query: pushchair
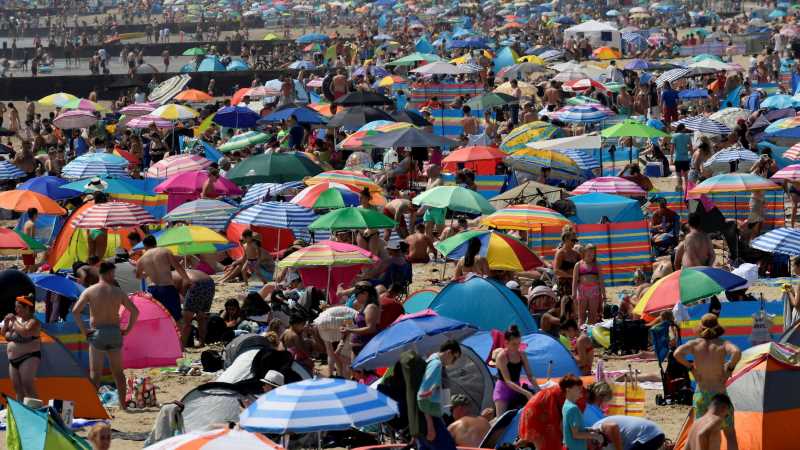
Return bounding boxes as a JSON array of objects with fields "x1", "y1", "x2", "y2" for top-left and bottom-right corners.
[{"x1": 651, "y1": 320, "x2": 693, "y2": 406}]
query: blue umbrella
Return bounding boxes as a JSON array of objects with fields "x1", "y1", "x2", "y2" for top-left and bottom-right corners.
[
  {"x1": 240, "y1": 378, "x2": 398, "y2": 433},
  {"x1": 240, "y1": 181, "x2": 305, "y2": 207},
  {"x1": 769, "y1": 9, "x2": 787, "y2": 18},
  {"x1": 557, "y1": 105, "x2": 610, "y2": 124},
  {"x1": 556, "y1": 16, "x2": 575, "y2": 25},
  {"x1": 61, "y1": 153, "x2": 130, "y2": 180},
  {"x1": 179, "y1": 63, "x2": 196, "y2": 73},
  {"x1": 752, "y1": 227, "x2": 800, "y2": 256},
  {"x1": 61, "y1": 176, "x2": 158, "y2": 196},
  {"x1": 559, "y1": 149, "x2": 599, "y2": 170},
  {"x1": 260, "y1": 106, "x2": 329, "y2": 125},
  {"x1": 232, "y1": 201, "x2": 320, "y2": 242},
  {"x1": 213, "y1": 106, "x2": 261, "y2": 129},
  {"x1": 674, "y1": 115, "x2": 731, "y2": 135},
  {"x1": 678, "y1": 88, "x2": 709, "y2": 99},
  {"x1": 702, "y1": 144, "x2": 759, "y2": 172},
  {"x1": 288, "y1": 60, "x2": 315, "y2": 70},
  {"x1": 624, "y1": 59, "x2": 650, "y2": 70},
  {"x1": 17, "y1": 176, "x2": 82, "y2": 200},
  {"x1": 226, "y1": 60, "x2": 250, "y2": 71},
  {"x1": 296, "y1": 33, "x2": 329, "y2": 44},
  {"x1": 197, "y1": 57, "x2": 226, "y2": 72},
  {"x1": 28, "y1": 273, "x2": 85, "y2": 298},
  {"x1": 0, "y1": 160, "x2": 26, "y2": 181},
  {"x1": 761, "y1": 94, "x2": 797, "y2": 109},
  {"x1": 352, "y1": 311, "x2": 477, "y2": 370},
  {"x1": 462, "y1": 331, "x2": 581, "y2": 378}
]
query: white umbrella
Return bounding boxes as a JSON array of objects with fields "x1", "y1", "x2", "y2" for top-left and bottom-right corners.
[
  {"x1": 53, "y1": 110, "x2": 97, "y2": 129},
  {"x1": 411, "y1": 61, "x2": 469, "y2": 75}
]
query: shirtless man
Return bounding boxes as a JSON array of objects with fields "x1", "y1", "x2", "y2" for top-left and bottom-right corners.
[
  {"x1": 22, "y1": 208, "x2": 38, "y2": 272},
  {"x1": 562, "y1": 319, "x2": 593, "y2": 375},
  {"x1": 461, "y1": 105, "x2": 480, "y2": 136},
  {"x1": 439, "y1": 217, "x2": 468, "y2": 241},
  {"x1": 136, "y1": 235, "x2": 189, "y2": 323},
  {"x1": 544, "y1": 81, "x2": 562, "y2": 108},
  {"x1": 674, "y1": 212, "x2": 715, "y2": 270},
  {"x1": 675, "y1": 313, "x2": 740, "y2": 449},
  {"x1": 172, "y1": 269, "x2": 215, "y2": 347},
  {"x1": 201, "y1": 168, "x2": 219, "y2": 199},
  {"x1": 331, "y1": 69, "x2": 348, "y2": 100},
  {"x1": 447, "y1": 394, "x2": 491, "y2": 447},
  {"x1": 382, "y1": 197, "x2": 417, "y2": 240},
  {"x1": 72, "y1": 262, "x2": 139, "y2": 410},
  {"x1": 281, "y1": 314, "x2": 315, "y2": 373},
  {"x1": 405, "y1": 223, "x2": 436, "y2": 263},
  {"x1": 686, "y1": 394, "x2": 736, "y2": 450}
]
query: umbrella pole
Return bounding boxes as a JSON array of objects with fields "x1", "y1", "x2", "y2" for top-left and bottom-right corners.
[
  {"x1": 326, "y1": 266, "x2": 332, "y2": 303},
  {"x1": 317, "y1": 431, "x2": 322, "y2": 450},
  {"x1": 277, "y1": 228, "x2": 281, "y2": 253}
]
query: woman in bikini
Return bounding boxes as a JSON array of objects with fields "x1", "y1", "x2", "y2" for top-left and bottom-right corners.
[
  {"x1": 572, "y1": 243, "x2": 606, "y2": 325},
  {"x1": 1, "y1": 295, "x2": 41, "y2": 401},
  {"x1": 553, "y1": 225, "x2": 580, "y2": 300},
  {"x1": 492, "y1": 325, "x2": 535, "y2": 416}
]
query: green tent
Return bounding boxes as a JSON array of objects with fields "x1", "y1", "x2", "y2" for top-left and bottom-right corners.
[{"x1": 6, "y1": 397, "x2": 92, "y2": 450}]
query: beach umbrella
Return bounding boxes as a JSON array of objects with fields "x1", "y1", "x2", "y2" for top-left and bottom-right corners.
[
  {"x1": 61, "y1": 98, "x2": 107, "y2": 113},
  {"x1": 296, "y1": 32, "x2": 329, "y2": 44},
  {"x1": 709, "y1": 108, "x2": 750, "y2": 129},
  {"x1": 412, "y1": 185, "x2": 496, "y2": 215},
  {"x1": 375, "y1": 75, "x2": 408, "y2": 88},
  {"x1": 505, "y1": 149, "x2": 581, "y2": 179},
  {"x1": 277, "y1": 240, "x2": 376, "y2": 268},
  {"x1": 351, "y1": 311, "x2": 477, "y2": 370},
  {"x1": 305, "y1": 170, "x2": 381, "y2": 191},
  {"x1": 337, "y1": 122, "x2": 413, "y2": 150},
  {"x1": 411, "y1": 61, "x2": 468, "y2": 75},
  {"x1": 61, "y1": 176, "x2": 155, "y2": 196},
  {"x1": 572, "y1": 176, "x2": 647, "y2": 197},
  {"x1": 655, "y1": 68, "x2": 691, "y2": 87},
  {"x1": 499, "y1": 121, "x2": 562, "y2": 153},
  {"x1": 197, "y1": 57, "x2": 226, "y2": 72},
  {"x1": 391, "y1": 110, "x2": 431, "y2": 127},
  {"x1": 442, "y1": 146, "x2": 506, "y2": 165},
  {"x1": 465, "y1": 92, "x2": 518, "y2": 110},
  {"x1": 761, "y1": 94, "x2": 797, "y2": 109},
  {"x1": 601, "y1": 119, "x2": 669, "y2": 139},
  {"x1": 155, "y1": 170, "x2": 242, "y2": 195},
  {"x1": 327, "y1": 106, "x2": 394, "y2": 131},
  {"x1": 633, "y1": 267, "x2": 747, "y2": 315},
  {"x1": 174, "y1": 89, "x2": 213, "y2": 103},
  {"x1": 124, "y1": 115, "x2": 175, "y2": 129},
  {"x1": 151, "y1": 104, "x2": 199, "y2": 121},
  {"x1": 227, "y1": 60, "x2": 250, "y2": 71},
  {"x1": 0, "y1": 190, "x2": 67, "y2": 215},
  {"x1": 143, "y1": 428, "x2": 284, "y2": 450},
  {"x1": 563, "y1": 78, "x2": 609, "y2": 92},
  {"x1": 119, "y1": 103, "x2": 156, "y2": 117},
  {"x1": 674, "y1": 115, "x2": 731, "y2": 134},
  {"x1": 361, "y1": 127, "x2": 458, "y2": 148},
  {"x1": 559, "y1": 149, "x2": 600, "y2": 170},
  {"x1": 782, "y1": 143, "x2": 800, "y2": 161},
  {"x1": 678, "y1": 89, "x2": 709, "y2": 100},
  {"x1": 435, "y1": 229, "x2": 543, "y2": 271},
  {"x1": 0, "y1": 160, "x2": 25, "y2": 181},
  {"x1": 481, "y1": 204, "x2": 571, "y2": 231},
  {"x1": 702, "y1": 145, "x2": 759, "y2": 173},
  {"x1": 146, "y1": 154, "x2": 212, "y2": 178},
  {"x1": 0, "y1": 228, "x2": 46, "y2": 255},
  {"x1": 554, "y1": 105, "x2": 610, "y2": 123},
  {"x1": 136, "y1": 63, "x2": 160, "y2": 75},
  {"x1": 233, "y1": 202, "x2": 319, "y2": 238},
  {"x1": 157, "y1": 225, "x2": 228, "y2": 248},
  {"x1": 163, "y1": 199, "x2": 236, "y2": 230},
  {"x1": 624, "y1": 59, "x2": 650, "y2": 70},
  {"x1": 240, "y1": 181, "x2": 304, "y2": 207},
  {"x1": 148, "y1": 74, "x2": 192, "y2": 104},
  {"x1": 260, "y1": 106, "x2": 328, "y2": 125},
  {"x1": 28, "y1": 273, "x2": 84, "y2": 298},
  {"x1": 213, "y1": 106, "x2": 261, "y2": 129},
  {"x1": 333, "y1": 91, "x2": 394, "y2": 107},
  {"x1": 494, "y1": 80, "x2": 537, "y2": 97},
  {"x1": 772, "y1": 164, "x2": 800, "y2": 181},
  {"x1": 72, "y1": 201, "x2": 158, "y2": 228},
  {"x1": 52, "y1": 110, "x2": 97, "y2": 130},
  {"x1": 239, "y1": 378, "x2": 398, "y2": 434},
  {"x1": 17, "y1": 176, "x2": 80, "y2": 200},
  {"x1": 226, "y1": 152, "x2": 323, "y2": 185},
  {"x1": 37, "y1": 92, "x2": 78, "y2": 107},
  {"x1": 182, "y1": 47, "x2": 206, "y2": 56},
  {"x1": 688, "y1": 173, "x2": 781, "y2": 194},
  {"x1": 308, "y1": 207, "x2": 396, "y2": 231},
  {"x1": 751, "y1": 227, "x2": 800, "y2": 256},
  {"x1": 552, "y1": 69, "x2": 591, "y2": 82},
  {"x1": 386, "y1": 52, "x2": 443, "y2": 66},
  {"x1": 290, "y1": 183, "x2": 361, "y2": 209},
  {"x1": 218, "y1": 131, "x2": 271, "y2": 153},
  {"x1": 765, "y1": 116, "x2": 800, "y2": 137}
]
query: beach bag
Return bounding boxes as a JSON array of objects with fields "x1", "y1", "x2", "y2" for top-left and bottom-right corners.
[
  {"x1": 608, "y1": 367, "x2": 645, "y2": 417},
  {"x1": 125, "y1": 376, "x2": 157, "y2": 409}
]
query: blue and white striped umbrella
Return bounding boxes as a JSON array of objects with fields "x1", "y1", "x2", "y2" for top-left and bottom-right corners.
[
  {"x1": 241, "y1": 181, "x2": 305, "y2": 207},
  {"x1": 558, "y1": 149, "x2": 599, "y2": 169},
  {"x1": 751, "y1": 227, "x2": 800, "y2": 256},
  {"x1": 0, "y1": 160, "x2": 26, "y2": 180},
  {"x1": 232, "y1": 201, "x2": 321, "y2": 241},
  {"x1": 556, "y1": 105, "x2": 609, "y2": 123},
  {"x1": 702, "y1": 144, "x2": 759, "y2": 173},
  {"x1": 163, "y1": 199, "x2": 238, "y2": 231},
  {"x1": 655, "y1": 68, "x2": 691, "y2": 87},
  {"x1": 539, "y1": 49, "x2": 563, "y2": 61},
  {"x1": 674, "y1": 115, "x2": 731, "y2": 134},
  {"x1": 456, "y1": 62, "x2": 483, "y2": 73},
  {"x1": 239, "y1": 378, "x2": 398, "y2": 434},
  {"x1": 61, "y1": 153, "x2": 130, "y2": 180}
]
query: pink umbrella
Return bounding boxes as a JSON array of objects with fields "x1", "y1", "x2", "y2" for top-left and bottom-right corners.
[
  {"x1": 563, "y1": 78, "x2": 608, "y2": 92},
  {"x1": 120, "y1": 102, "x2": 157, "y2": 117},
  {"x1": 306, "y1": 78, "x2": 324, "y2": 88},
  {"x1": 772, "y1": 164, "x2": 800, "y2": 181},
  {"x1": 120, "y1": 293, "x2": 181, "y2": 369},
  {"x1": 72, "y1": 201, "x2": 158, "y2": 228},
  {"x1": 53, "y1": 110, "x2": 97, "y2": 129},
  {"x1": 785, "y1": 142, "x2": 800, "y2": 160},
  {"x1": 146, "y1": 154, "x2": 212, "y2": 178},
  {"x1": 154, "y1": 170, "x2": 244, "y2": 195},
  {"x1": 125, "y1": 114, "x2": 175, "y2": 129},
  {"x1": 572, "y1": 176, "x2": 647, "y2": 197}
]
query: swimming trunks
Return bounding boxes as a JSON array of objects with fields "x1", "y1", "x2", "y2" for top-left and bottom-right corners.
[
  {"x1": 87, "y1": 325, "x2": 123, "y2": 352},
  {"x1": 423, "y1": 207, "x2": 445, "y2": 226},
  {"x1": 9, "y1": 350, "x2": 41, "y2": 369},
  {"x1": 147, "y1": 285, "x2": 182, "y2": 322},
  {"x1": 694, "y1": 389, "x2": 734, "y2": 429},
  {"x1": 183, "y1": 278, "x2": 215, "y2": 314}
]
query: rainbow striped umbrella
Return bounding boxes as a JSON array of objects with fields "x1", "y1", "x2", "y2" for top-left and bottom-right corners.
[
  {"x1": 305, "y1": 170, "x2": 382, "y2": 192},
  {"x1": 72, "y1": 201, "x2": 158, "y2": 228},
  {"x1": 633, "y1": 267, "x2": 747, "y2": 315},
  {"x1": 151, "y1": 103, "x2": 200, "y2": 120},
  {"x1": 772, "y1": 164, "x2": 800, "y2": 181},
  {"x1": 146, "y1": 154, "x2": 212, "y2": 178},
  {"x1": 765, "y1": 116, "x2": 800, "y2": 136},
  {"x1": 61, "y1": 98, "x2": 108, "y2": 112},
  {"x1": 500, "y1": 121, "x2": 562, "y2": 153},
  {"x1": 157, "y1": 225, "x2": 228, "y2": 247},
  {"x1": 290, "y1": 182, "x2": 361, "y2": 209},
  {"x1": 435, "y1": 230, "x2": 543, "y2": 272},
  {"x1": 337, "y1": 122, "x2": 413, "y2": 150},
  {"x1": 38, "y1": 92, "x2": 78, "y2": 107},
  {"x1": 0, "y1": 228, "x2": 46, "y2": 255},
  {"x1": 482, "y1": 204, "x2": 571, "y2": 231},
  {"x1": 277, "y1": 240, "x2": 376, "y2": 268},
  {"x1": 572, "y1": 176, "x2": 647, "y2": 197},
  {"x1": 688, "y1": 173, "x2": 781, "y2": 194}
]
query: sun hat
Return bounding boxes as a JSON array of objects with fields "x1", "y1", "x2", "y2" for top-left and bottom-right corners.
[
  {"x1": 698, "y1": 313, "x2": 725, "y2": 339},
  {"x1": 260, "y1": 370, "x2": 285, "y2": 388}
]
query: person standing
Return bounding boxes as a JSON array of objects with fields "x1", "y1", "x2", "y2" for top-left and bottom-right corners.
[
  {"x1": 2, "y1": 295, "x2": 41, "y2": 401},
  {"x1": 686, "y1": 394, "x2": 735, "y2": 450},
  {"x1": 493, "y1": 325, "x2": 535, "y2": 415},
  {"x1": 173, "y1": 269, "x2": 215, "y2": 348},
  {"x1": 561, "y1": 375, "x2": 599, "y2": 450},
  {"x1": 671, "y1": 123, "x2": 692, "y2": 191},
  {"x1": 572, "y1": 243, "x2": 605, "y2": 325},
  {"x1": 417, "y1": 340, "x2": 461, "y2": 450},
  {"x1": 21, "y1": 207, "x2": 38, "y2": 272},
  {"x1": 72, "y1": 262, "x2": 139, "y2": 410},
  {"x1": 136, "y1": 235, "x2": 189, "y2": 322}
]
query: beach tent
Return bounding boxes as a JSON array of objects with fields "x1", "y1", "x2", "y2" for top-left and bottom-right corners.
[
  {"x1": 462, "y1": 331, "x2": 580, "y2": 380},
  {"x1": 121, "y1": 293, "x2": 182, "y2": 369},
  {"x1": 180, "y1": 382, "x2": 260, "y2": 433},
  {"x1": 223, "y1": 334, "x2": 272, "y2": 368},
  {"x1": 444, "y1": 344, "x2": 496, "y2": 415},
  {"x1": 680, "y1": 301, "x2": 784, "y2": 351},
  {"x1": 480, "y1": 409, "x2": 521, "y2": 449},
  {"x1": 569, "y1": 192, "x2": 643, "y2": 224},
  {"x1": 5, "y1": 397, "x2": 92, "y2": 450},
  {"x1": 402, "y1": 289, "x2": 440, "y2": 314},
  {"x1": 0, "y1": 332, "x2": 109, "y2": 419},
  {"x1": 404, "y1": 276, "x2": 538, "y2": 334},
  {"x1": 564, "y1": 21, "x2": 621, "y2": 51}
]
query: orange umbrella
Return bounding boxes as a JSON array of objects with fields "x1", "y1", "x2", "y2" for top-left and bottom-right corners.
[
  {"x1": 0, "y1": 190, "x2": 67, "y2": 215},
  {"x1": 174, "y1": 89, "x2": 213, "y2": 102},
  {"x1": 442, "y1": 146, "x2": 506, "y2": 164}
]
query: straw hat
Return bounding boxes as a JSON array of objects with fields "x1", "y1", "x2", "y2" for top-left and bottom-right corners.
[{"x1": 698, "y1": 313, "x2": 725, "y2": 340}]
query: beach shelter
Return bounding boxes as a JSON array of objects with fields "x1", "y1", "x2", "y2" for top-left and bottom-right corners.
[
  {"x1": 679, "y1": 301, "x2": 784, "y2": 351},
  {"x1": 121, "y1": 293, "x2": 181, "y2": 369},
  {"x1": 564, "y1": 20, "x2": 621, "y2": 50},
  {"x1": 5, "y1": 397, "x2": 92, "y2": 450},
  {"x1": 569, "y1": 192, "x2": 643, "y2": 224},
  {"x1": 0, "y1": 331, "x2": 109, "y2": 419},
  {"x1": 463, "y1": 331, "x2": 580, "y2": 380},
  {"x1": 405, "y1": 276, "x2": 538, "y2": 334}
]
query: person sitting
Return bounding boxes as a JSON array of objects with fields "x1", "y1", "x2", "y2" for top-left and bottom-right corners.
[
  {"x1": 454, "y1": 237, "x2": 490, "y2": 279},
  {"x1": 447, "y1": 393, "x2": 491, "y2": 447},
  {"x1": 405, "y1": 223, "x2": 437, "y2": 264},
  {"x1": 378, "y1": 283, "x2": 405, "y2": 330},
  {"x1": 650, "y1": 198, "x2": 680, "y2": 254},
  {"x1": 87, "y1": 423, "x2": 112, "y2": 450},
  {"x1": 281, "y1": 314, "x2": 316, "y2": 373},
  {"x1": 561, "y1": 319, "x2": 593, "y2": 376},
  {"x1": 221, "y1": 299, "x2": 242, "y2": 330}
]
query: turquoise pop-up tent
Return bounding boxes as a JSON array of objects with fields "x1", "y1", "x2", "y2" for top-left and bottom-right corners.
[
  {"x1": 5, "y1": 397, "x2": 92, "y2": 450},
  {"x1": 569, "y1": 192, "x2": 644, "y2": 224}
]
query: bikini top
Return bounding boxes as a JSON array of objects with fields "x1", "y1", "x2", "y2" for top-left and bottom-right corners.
[
  {"x1": 579, "y1": 262, "x2": 599, "y2": 276},
  {"x1": 7, "y1": 331, "x2": 39, "y2": 344}
]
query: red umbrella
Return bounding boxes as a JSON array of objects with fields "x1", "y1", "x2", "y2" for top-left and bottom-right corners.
[
  {"x1": 154, "y1": 170, "x2": 243, "y2": 196},
  {"x1": 442, "y1": 146, "x2": 506, "y2": 163},
  {"x1": 0, "y1": 228, "x2": 40, "y2": 254},
  {"x1": 563, "y1": 78, "x2": 608, "y2": 92},
  {"x1": 72, "y1": 201, "x2": 158, "y2": 229}
]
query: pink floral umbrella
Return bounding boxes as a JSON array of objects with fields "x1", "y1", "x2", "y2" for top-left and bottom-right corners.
[
  {"x1": 571, "y1": 176, "x2": 647, "y2": 197},
  {"x1": 146, "y1": 154, "x2": 212, "y2": 178}
]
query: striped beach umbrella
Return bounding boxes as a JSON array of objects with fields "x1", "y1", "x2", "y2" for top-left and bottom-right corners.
[
  {"x1": 148, "y1": 74, "x2": 192, "y2": 104},
  {"x1": 482, "y1": 204, "x2": 571, "y2": 231},
  {"x1": 412, "y1": 185, "x2": 496, "y2": 215},
  {"x1": 655, "y1": 67, "x2": 691, "y2": 86},
  {"x1": 61, "y1": 153, "x2": 129, "y2": 180},
  {"x1": 0, "y1": 160, "x2": 25, "y2": 181},
  {"x1": 124, "y1": 114, "x2": 175, "y2": 129},
  {"x1": 233, "y1": 202, "x2": 318, "y2": 241},
  {"x1": 239, "y1": 378, "x2": 398, "y2": 434},
  {"x1": 290, "y1": 182, "x2": 361, "y2": 209},
  {"x1": 436, "y1": 229, "x2": 543, "y2": 271},
  {"x1": 240, "y1": 181, "x2": 305, "y2": 207},
  {"x1": 709, "y1": 108, "x2": 750, "y2": 129},
  {"x1": 53, "y1": 110, "x2": 97, "y2": 129},
  {"x1": 157, "y1": 225, "x2": 228, "y2": 247},
  {"x1": 120, "y1": 103, "x2": 157, "y2": 117},
  {"x1": 146, "y1": 154, "x2": 212, "y2": 178},
  {"x1": 143, "y1": 428, "x2": 284, "y2": 450},
  {"x1": 572, "y1": 176, "x2": 647, "y2": 197},
  {"x1": 559, "y1": 149, "x2": 599, "y2": 169},
  {"x1": 37, "y1": 92, "x2": 78, "y2": 107},
  {"x1": 702, "y1": 145, "x2": 759, "y2": 173},
  {"x1": 689, "y1": 173, "x2": 781, "y2": 194},
  {"x1": 308, "y1": 207, "x2": 396, "y2": 232},
  {"x1": 562, "y1": 78, "x2": 608, "y2": 92},
  {"x1": 751, "y1": 227, "x2": 800, "y2": 256},
  {"x1": 163, "y1": 199, "x2": 237, "y2": 230},
  {"x1": 784, "y1": 143, "x2": 800, "y2": 160},
  {"x1": 554, "y1": 105, "x2": 610, "y2": 123},
  {"x1": 772, "y1": 163, "x2": 800, "y2": 181},
  {"x1": 674, "y1": 115, "x2": 731, "y2": 134},
  {"x1": 633, "y1": 267, "x2": 747, "y2": 315},
  {"x1": 151, "y1": 104, "x2": 200, "y2": 121},
  {"x1": 305, "y1": 170, "x2": 381, "y2": 192},
  {"x1": 72, "y1": 201, "x2": 158, "y2": 228},
  {"x1": 276, "y1": 241, "x2": 376, "y2": 268},
  {"x1": 337, "y1": 122, "x2": 413, "y2": 150},
  {"x1": 219, "y1": 131, "x2": 271, "y2": 153},
  {"x1": 765, "y1": 116, "x2": 800, "y2": 136},
  {"x1": 0, "y1": 190, "x2": 67, "y2": 215},
  {"x1": 506, "y1": 148, "x2": 581, "y2": 179},
  {"x1": 500, "y1": 121, "x2": 562, "y2": 153}
]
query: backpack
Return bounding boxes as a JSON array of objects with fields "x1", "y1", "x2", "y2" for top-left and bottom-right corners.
[
  {"x1": 200, "y1": 350, "x2": 224, "y2": 373},
  {"x1": 205, "y1": 315, "x2": 234, "y2": 344}
]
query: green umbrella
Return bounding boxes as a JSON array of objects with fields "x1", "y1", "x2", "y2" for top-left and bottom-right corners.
[
  {"x1": 602, "y1": 82, "x2": 626, "y2": 94},
  {"x1": 465, "y1": 92, "x2": 518, "y2": 110},
  {"x1": 308, "y1": 207, "x2": 397, "y2": 231},
  {"x1": 182, "y1": 47, "x2": 207, "y2": 56},
  {"x1": 386, "y1": 52, "x2": 444, "y2": 67},
  {"x1": 566, "y1": 95, "x2": 598, "y2": 106},
  {"x1": 600, "y1": 119, "x2": 668, "y2": 139},
  {"x1": 218, "y1": 131, "x2": 271, "y2": 153},
  {"x1": 15, "y1": 231, "x2": 46, "y2": 252},
  {"x1": 226, "y1": 152, "x2": 323, "y2": 186},
  {"x1": 411, "y1": 186, "x2": 496, "y2": 215},
  {"x1": 157, "y1": 225, "x2": 228, "y2": 247},
  {"x1": 313, "y1": 188, "x2": 354, "y2": 209}
]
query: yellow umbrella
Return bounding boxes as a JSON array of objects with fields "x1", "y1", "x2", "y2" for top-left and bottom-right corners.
[
  {"x1": 151, "y1": 104, "x2": 200, "y2": 121},
  {"x1": 263, "y1": 33, "x2": 279, "y2": 41},
  {"x1": 494, "y1": 80, "x2": 536, "y2": 97},
  {"x1": 38, "y1": 92, "x2": 78, "y2": 107},
  {"x1": 518, "y1": 55, "x2": 545, "y2": 64}
]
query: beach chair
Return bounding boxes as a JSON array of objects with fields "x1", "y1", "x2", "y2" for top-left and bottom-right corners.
[{"x1": 651, "y1": 321, "x2": 692, "y2": 406}]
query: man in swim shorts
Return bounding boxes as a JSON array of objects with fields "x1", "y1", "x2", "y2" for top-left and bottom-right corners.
[
  {"x1": 73, "y1": 262, "x2": 139, "y2": 410},
  {"x1": 137, "y1": 235, "x2": 190, "y2": 322},
  {"x1": 174, "y1": 269, "x2": 215, "y2": 347}
]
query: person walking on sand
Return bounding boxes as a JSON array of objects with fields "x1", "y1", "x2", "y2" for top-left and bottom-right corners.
[
  {"x1": 136, "y1": 235, "x2": 189, "y2": 323},
  {"x1": 72, "y1": 262, "x2": 139, "y2": 410},
  {"x1": 2, "y1": 295, "x2": 41, "y2": 401},
  {"x1": 675, "y1": 314, "x2": 740, "y2": 449},
  {"x1": 686, "y1": 394, "x2": 736, "y2": 450}
]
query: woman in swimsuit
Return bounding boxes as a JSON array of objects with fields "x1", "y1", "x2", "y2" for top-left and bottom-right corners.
[
  {"x1": 572, "y1": 243, "x2": 606, "y2": 325},
  {"x1": 553, "y1": 226, "x2": 580, "y2": 299},
  {"x1": 1, "y1": 295, "x2": 41, "y2": 401},
  {"x1": 492, "y1": 325, "x2": 535, "y2": 416},
  {"x1": 454, "y1": 236, "x2": 490, "y2": 279}
]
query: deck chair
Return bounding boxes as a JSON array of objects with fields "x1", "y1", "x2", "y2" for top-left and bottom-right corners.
[{"x1": 651, "y1": 321, "x2": 692, "y2": 406}]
